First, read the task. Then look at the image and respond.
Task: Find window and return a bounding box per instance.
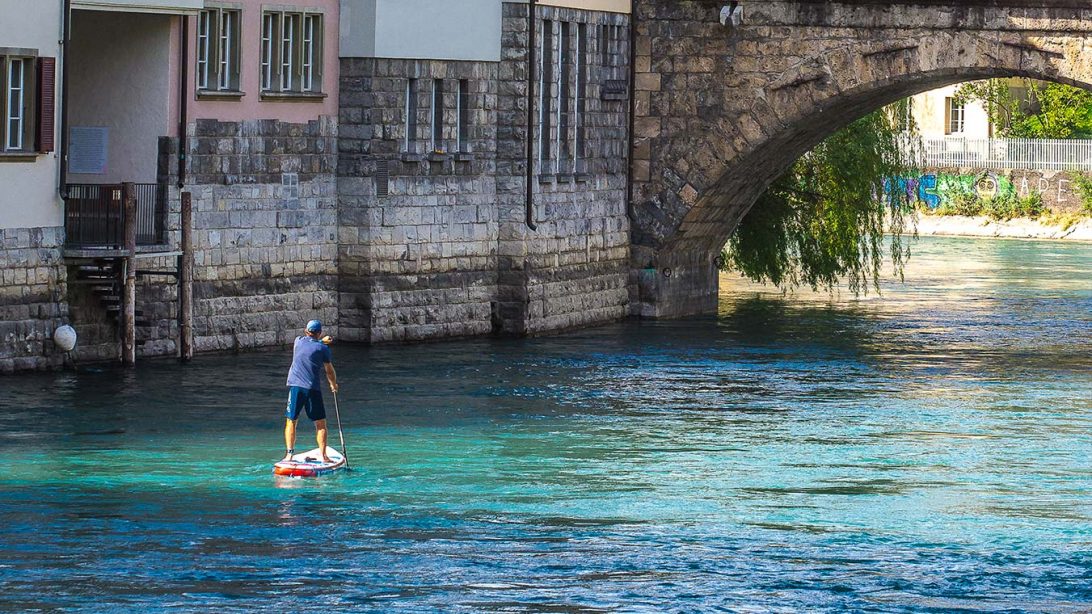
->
[600,23,611,67]
[576,23,586,172]
[558,22,571,170]
[261,10,323,95]
[457,79,469,153]
[302,14,319,92]
[539,19,589,175]
[5,58,25,150]
[1,53,52,154]
[261,13,276,91]
[196,8,240,93]
[946,97,965,134]
[539,19,553,170]
[405,78,418,153]
[431,79,444,152]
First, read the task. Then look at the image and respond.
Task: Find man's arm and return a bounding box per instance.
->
[325,362,338,393]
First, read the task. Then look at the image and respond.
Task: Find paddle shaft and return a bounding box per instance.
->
[332,390,349,469]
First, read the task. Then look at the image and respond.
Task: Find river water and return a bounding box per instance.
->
[0,236,1089,612]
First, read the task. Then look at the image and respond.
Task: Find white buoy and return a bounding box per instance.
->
[54,325,77,352]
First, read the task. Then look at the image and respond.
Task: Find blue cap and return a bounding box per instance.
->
[306,319,322,333]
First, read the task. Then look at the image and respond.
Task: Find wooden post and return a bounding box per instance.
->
[122,182,137,366]
[179,191,194,362]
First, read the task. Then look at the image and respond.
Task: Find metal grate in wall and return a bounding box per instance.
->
[377,160,389,198]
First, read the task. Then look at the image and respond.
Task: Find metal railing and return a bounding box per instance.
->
[920,137,1092,171]
[64,183,169,248]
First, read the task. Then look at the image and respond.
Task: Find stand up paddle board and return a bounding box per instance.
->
[273,447,346,477]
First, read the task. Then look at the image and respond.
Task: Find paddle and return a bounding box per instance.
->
[332,390,350,470]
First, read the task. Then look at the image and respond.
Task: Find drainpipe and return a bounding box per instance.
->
[58,0,71,196]
[177,15,188,188]
[625,0,636,221]
[524,0,538,230]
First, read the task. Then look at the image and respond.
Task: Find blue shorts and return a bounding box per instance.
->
[286,386,326,422]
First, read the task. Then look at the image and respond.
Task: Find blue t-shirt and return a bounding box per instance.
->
[286,336,332,390]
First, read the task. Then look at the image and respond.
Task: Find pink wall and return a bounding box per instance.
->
[183,0,339,124]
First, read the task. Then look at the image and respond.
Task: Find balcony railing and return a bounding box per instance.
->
[920,137,1092,171]
[64,183,169,249]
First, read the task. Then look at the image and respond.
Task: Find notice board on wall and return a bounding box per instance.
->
[69,127,109,175]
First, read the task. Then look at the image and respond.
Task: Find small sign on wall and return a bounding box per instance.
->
[69,127,109,174]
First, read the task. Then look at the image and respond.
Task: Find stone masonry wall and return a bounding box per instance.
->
[339,4,631,342]
[0,227,68,373]
[495,3,631,335]
[630,0,1092,318]
[186,118,339,351]
[338,58,500,342]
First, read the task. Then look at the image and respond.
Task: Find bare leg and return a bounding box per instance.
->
[315,419,329,461]
[283,419,297,461]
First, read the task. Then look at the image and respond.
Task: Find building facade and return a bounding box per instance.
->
[337,0,633,342]
[910,84,992,139]
[0,0,65,373]
[2,0,634,373]
[180,0,341,353]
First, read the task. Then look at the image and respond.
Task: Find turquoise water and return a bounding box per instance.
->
[0,236,1089,611]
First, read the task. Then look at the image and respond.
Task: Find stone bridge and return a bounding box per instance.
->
[630,0,1092,318]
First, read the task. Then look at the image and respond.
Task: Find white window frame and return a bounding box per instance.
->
[217,9,235,90]
[947,97,966,135]
[261,12,276,92]
[262,9,322,95]
[302,14,318,92]
[1,54,36,153]
[280,12,296,91]
[196,7,240,93]
[5,58,26,151]
[196,10,211,90]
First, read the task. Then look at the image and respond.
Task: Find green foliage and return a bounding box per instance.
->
[984,192,1044,220]
[955,79,1092,139]
[721,108,919,294]
[1071,172,1092,215]
[929,189,1044,220]
[935,192,983,217]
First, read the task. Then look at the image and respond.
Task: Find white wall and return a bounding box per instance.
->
[912,84,992,139]
[68,10,173,184]
[0,0,63,230]
[72,0,203,14]
[341,0,503,61]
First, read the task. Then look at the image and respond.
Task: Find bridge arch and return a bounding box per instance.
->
[631,0,1092,317]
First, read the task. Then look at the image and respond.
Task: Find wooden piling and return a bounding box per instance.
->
[180,191,194,362]
[122,182,137,366]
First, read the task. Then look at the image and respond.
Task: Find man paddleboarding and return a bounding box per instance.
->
[283,319,338,462]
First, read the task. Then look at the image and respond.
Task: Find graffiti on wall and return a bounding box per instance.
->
[888,171,1077,210]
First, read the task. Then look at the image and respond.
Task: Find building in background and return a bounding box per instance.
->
[910,84,992,139]
[179,0,341,354]
[2,0,635,373]
[337,0,633,342]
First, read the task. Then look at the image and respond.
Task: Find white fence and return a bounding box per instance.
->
[920,137,1092,171]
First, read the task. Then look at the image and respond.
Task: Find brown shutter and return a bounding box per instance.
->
[36,57,56,153]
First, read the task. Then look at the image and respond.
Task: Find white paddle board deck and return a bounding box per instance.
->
[273,447,346,477]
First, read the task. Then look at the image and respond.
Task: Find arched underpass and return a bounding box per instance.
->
[630,0,1092,317]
